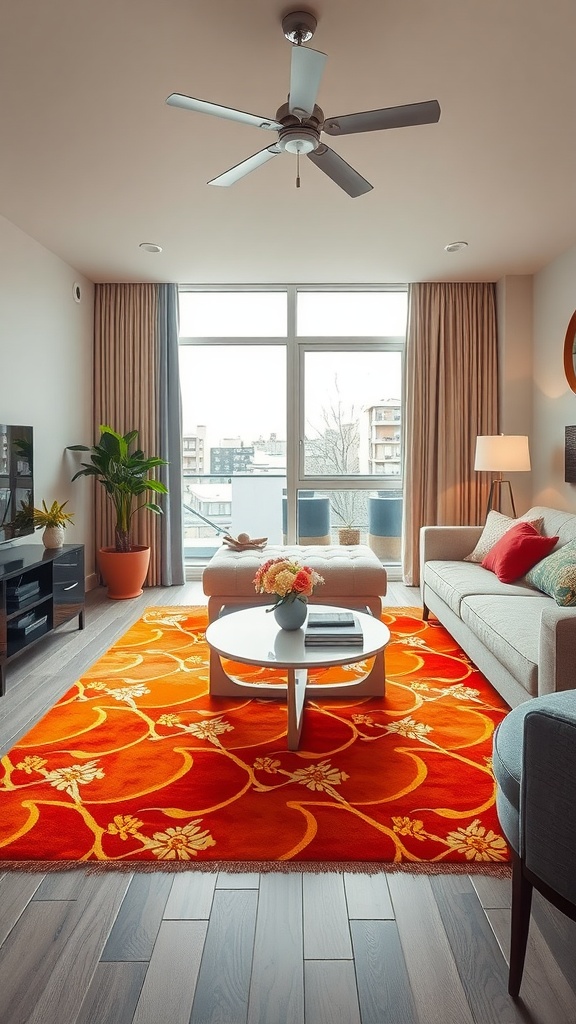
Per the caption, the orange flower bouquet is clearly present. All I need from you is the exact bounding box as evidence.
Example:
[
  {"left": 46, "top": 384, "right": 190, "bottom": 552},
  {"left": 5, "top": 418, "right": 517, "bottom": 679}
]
[{"left": 253, "top": 557, "right": 324, "bottom": 611}]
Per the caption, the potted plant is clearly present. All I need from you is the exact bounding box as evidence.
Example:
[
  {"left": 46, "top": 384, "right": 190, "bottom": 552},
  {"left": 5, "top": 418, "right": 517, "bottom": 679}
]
[
  {"left": 330, "top": 492, "right": 366, "bottom": 546},
  {"left": 32, "top": 499, "right": 74, "bottom": 549},
  {"left": 68, "top": 425, "right": 168, "bottom": 599}
]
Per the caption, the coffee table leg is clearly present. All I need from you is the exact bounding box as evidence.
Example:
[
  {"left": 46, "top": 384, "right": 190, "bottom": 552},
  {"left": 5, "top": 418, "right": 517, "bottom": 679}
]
[{"left": 287, "top": 668, "right": 307, "bottom": 750}]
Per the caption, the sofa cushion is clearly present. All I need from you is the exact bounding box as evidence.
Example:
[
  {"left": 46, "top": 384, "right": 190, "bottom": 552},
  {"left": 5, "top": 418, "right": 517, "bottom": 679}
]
[
  {"left": 460, "top": 595, "right": 549, "bottom": 695},
  {"left": 423, "top": 559, "right": 541, "bottom": 617},
  {"left": 524, "top": 538, "right": 576, "bottom": 606},
  {"left": 481, "top": 522, "right": 559, "bottom": 583},
  {"left": 463, "top": 510, "right": 544, "bottom": 563}
]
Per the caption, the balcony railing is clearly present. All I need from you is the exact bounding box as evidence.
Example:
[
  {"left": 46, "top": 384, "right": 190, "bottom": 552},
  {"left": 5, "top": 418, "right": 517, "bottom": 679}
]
[{"left": 182, "top": 474, "right": 403, "bottom": 567}]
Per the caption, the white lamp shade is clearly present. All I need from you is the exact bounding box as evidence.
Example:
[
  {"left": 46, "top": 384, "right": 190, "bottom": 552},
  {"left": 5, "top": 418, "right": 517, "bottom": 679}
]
[{"left": 474, "top": 435, "right": 531, "bottom": 472}]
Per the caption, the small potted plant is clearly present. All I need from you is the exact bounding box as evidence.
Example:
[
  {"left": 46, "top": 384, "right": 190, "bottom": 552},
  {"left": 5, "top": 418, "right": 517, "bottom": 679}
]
[
  {"left": 32, "top": 499, "right": 74, "bottom": 549},
  {"left": 331, "top": 493, "right": 365, "bottom": 546},
  {"left": 68, "top": 425, "right": 168, "bottom": 599}
]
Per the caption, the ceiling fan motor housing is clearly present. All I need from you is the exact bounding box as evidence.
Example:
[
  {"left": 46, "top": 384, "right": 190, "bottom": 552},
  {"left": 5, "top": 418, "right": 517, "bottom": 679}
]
[
  {"left": 278, "top": 124, "right": 319, "bottom": 153},
  {"left": 275, "top": 101, "right": 322, "bottom": 153}
]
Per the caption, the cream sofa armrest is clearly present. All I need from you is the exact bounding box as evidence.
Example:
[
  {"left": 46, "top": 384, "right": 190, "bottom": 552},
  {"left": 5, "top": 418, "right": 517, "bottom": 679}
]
[
  {"left": 420, "top": 525, "right": 483, "bottom": 597},
  {"left": 538, "top": 606, "right": 576, "bottom": 695},
  {"left": 420, "top": 524, "right": 483, "bottom": 568}
]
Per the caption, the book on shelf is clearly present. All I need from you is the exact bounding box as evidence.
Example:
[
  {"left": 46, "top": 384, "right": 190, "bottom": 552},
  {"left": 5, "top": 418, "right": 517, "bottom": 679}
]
[
  {"left": 7, "top": 580, "right": 40, "bottom": 599},
  {"left": 8, "top": 614, "right": 48, "bottom": 637},
  {"left": 7, "top": 589, "right": 41, "bottom": 610}
]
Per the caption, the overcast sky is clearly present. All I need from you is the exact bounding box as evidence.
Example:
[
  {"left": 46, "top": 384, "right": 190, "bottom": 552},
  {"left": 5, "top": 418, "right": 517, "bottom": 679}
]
[{"left": 179, "top": 347, "right": 401, "bottom": 445}]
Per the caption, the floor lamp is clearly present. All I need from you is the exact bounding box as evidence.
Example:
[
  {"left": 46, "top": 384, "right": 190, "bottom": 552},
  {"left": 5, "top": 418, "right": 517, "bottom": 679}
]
[{"left": 474, "top": 435, "right": 531, "bottom": 518}]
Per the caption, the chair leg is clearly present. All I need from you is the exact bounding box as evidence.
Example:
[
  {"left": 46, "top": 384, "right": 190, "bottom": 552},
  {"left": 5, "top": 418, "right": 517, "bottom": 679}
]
[
  {"left": 422, "top": 603, "right": 429, "bottom": 621},
  {"left": 509, "top": 852, "right": 533, "bottom": 997}
]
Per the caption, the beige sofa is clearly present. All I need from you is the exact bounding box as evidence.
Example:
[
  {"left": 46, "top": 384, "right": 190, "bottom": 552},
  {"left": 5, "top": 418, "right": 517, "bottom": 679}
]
[{"left": 420, "top": 506, "right": 576, "bottom": 708}]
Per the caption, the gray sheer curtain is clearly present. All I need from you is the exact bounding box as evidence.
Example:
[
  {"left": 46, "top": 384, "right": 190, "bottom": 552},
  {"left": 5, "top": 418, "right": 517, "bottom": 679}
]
[
  {"left": 402, "top": 282, "right": 498, "bottom": 585},
  {"left": 157, "top": 284, "right": 184, "bottom": 586}
]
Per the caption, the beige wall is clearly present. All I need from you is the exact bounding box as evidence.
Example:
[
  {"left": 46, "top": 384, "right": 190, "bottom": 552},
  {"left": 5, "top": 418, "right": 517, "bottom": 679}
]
[
  {"left": 496, "top": 275, "right": 534, "bottom": 515},
  {"left": 0, "top": 214, "right": 95, "bottom": 576},
  {"left": 532, "top": 242, "right": 576, "bottom": 511}
]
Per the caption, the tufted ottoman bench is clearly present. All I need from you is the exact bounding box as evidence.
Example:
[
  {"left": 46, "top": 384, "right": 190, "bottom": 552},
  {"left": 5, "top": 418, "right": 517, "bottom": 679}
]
[{"left": 203, "top": 544, "right": 387, "bottom": 623}]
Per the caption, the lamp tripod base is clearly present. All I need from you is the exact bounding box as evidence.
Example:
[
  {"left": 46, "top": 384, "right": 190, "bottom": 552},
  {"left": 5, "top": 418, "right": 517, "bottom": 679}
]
[{"left": 486, "top": 478, "right": 516, "bottom": 519}]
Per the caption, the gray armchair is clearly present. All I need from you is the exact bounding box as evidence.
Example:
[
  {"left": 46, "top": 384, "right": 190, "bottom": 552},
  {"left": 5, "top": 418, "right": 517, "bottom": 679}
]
[{"left": 492, "top": 691, "right": 576, "bottom": 996}]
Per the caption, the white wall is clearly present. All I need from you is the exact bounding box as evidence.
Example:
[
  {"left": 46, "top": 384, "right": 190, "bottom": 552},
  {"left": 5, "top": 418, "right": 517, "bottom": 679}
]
[
  {"left": 0, "top": 214, "right": 95, "bottom": 575},
  {"left": 532, "top": 242, "right": 576, "bottom": 511}
]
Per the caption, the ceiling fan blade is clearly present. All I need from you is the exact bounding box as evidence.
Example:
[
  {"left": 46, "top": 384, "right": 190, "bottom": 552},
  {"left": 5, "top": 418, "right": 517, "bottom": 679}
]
[
  {"left": 307, "top": 144, "right": 372, "bottom": 198},
  {"left": 323, "top": 99, "right": 441, "bottom": 136},
  {"left": 288, "top": 46, "right": 327, "bottom": 118},
  {"left": 208, "top": 145, "right": 281, "bottom": 187},
  {"left": 166, "top": 93, "right": 282, "bottom": 131}
]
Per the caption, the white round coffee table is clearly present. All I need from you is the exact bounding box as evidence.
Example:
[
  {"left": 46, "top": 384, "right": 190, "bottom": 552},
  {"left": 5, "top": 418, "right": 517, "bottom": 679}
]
[{"left": 205, "top": 604, "right": 390, "bottom": 750}]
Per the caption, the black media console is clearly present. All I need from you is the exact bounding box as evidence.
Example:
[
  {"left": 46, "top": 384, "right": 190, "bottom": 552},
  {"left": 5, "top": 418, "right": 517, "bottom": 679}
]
[{"left": 0, "top": 543, "right": 85, "bottom": 695}]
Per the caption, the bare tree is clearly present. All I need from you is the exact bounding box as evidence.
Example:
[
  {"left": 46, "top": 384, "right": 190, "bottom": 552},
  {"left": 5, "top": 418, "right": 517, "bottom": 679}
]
[{"left": 305, "top": 376, "right": 366, "bottom": 528}]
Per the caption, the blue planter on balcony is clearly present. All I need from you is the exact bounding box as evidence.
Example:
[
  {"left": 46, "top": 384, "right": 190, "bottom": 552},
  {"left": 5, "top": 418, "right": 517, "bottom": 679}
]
[
  {"left": 368, "top": 495, "right": 402, "bottom": 561},
  {"left": 282, "top": 495, "right": 331, "bottom": 545}
]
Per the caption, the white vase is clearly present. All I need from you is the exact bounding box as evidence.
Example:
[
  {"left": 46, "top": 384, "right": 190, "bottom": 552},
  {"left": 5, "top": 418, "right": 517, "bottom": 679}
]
[{"left": 43, "top": 525, "right": 65, "bottom": 549}]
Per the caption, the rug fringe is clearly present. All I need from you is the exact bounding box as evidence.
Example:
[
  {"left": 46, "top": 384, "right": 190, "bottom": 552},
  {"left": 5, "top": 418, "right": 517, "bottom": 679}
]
[{"left": 0, "top": 859, "right": 511, "bottom": 877}]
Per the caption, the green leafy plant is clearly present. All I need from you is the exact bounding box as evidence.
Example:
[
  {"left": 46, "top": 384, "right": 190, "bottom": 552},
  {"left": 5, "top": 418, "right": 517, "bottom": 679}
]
[
  {"left": 33, "top": 499, "right": 74, "bottom": 529},
  {"left": 68, "top": 425, "right": 168, "bottom": 553}
]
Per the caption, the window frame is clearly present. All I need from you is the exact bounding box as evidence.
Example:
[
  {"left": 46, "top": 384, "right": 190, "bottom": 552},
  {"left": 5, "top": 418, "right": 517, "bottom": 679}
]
[{"left": 178, "top": 284, "right": 407, "bottom": 545}]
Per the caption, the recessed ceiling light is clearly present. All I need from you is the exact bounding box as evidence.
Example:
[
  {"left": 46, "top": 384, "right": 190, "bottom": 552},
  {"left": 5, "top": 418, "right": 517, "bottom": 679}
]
[
  {"left": 444, "top": 241, "right": 468, "bottom": 253},
  {"left": 139, "top": 242, "right": 163, "bottom": 253}
]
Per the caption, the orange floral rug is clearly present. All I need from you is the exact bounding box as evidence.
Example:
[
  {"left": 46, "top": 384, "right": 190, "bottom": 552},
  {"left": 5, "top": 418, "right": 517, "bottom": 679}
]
[{"left": 0, "top": 607, "right": 512, "bottom": 872}]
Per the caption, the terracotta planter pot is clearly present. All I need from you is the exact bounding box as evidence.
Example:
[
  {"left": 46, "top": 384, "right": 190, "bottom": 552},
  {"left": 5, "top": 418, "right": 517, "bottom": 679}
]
[
  {"left": 98, "top": 545, "right": 151, "bottom": 600},
  {"left": 338, "top": 528, "right": 361, "bottom": 546}
]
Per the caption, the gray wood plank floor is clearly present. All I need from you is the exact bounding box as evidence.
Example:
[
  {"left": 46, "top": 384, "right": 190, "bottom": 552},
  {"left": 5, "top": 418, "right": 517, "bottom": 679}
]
[{"left": 0, "top": 580, "right": 575, "bottom": 1024}]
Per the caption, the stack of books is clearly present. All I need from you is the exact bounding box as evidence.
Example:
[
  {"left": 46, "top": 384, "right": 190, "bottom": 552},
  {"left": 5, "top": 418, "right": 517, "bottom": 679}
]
[
  {"left": 304, "top": 610, "right": 363, "bottom": 647},
  {"left": 7, "top": 579, "right": 40, "bottom": 610},
  {"left": 9, "top": 613, "right": 48, "bottom": 638}
]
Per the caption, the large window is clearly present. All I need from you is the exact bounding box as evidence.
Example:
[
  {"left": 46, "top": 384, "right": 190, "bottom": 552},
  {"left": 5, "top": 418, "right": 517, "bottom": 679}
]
[{"left": 178, "top": 287, "right": 406, "bottom": 568}]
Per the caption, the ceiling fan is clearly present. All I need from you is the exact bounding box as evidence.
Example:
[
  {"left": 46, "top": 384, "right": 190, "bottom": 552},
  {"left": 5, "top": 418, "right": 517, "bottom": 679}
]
[{"left": 166, "top": 10, "right": 441, "bottom": 198}]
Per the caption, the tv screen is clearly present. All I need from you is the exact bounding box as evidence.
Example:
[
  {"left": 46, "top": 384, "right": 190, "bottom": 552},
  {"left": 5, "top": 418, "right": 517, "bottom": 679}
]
[{"left": 0, "top": 424, "right": 34, "bottom": 544}]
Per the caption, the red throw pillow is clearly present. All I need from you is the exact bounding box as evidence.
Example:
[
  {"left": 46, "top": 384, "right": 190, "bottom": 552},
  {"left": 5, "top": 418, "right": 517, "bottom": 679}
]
[{"left": 482, "top": 522, "right": 559, "bottom": 583}]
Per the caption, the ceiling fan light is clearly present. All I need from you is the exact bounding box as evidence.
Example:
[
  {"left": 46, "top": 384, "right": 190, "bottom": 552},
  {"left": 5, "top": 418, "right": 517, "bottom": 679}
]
[{"left": 284, "top": 137, "right": 316, "bottom": 154}]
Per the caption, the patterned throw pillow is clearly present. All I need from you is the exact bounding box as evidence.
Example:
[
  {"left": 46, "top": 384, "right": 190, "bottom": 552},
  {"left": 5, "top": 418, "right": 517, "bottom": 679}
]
[
  {"left": 525, "top": 539, "right": 576, "bottom": 606},
  {"left": 464, "top": 510, "right": 544, "bottom": 563}
]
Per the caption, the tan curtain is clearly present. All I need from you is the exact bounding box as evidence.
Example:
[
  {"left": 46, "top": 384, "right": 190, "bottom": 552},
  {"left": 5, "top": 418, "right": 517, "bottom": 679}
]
[
  {"left": 402, "top": 282, "right": 498, "bottom": 585},
  {"left": 94, "top": 283, "right": 162, "bottom": 585}
]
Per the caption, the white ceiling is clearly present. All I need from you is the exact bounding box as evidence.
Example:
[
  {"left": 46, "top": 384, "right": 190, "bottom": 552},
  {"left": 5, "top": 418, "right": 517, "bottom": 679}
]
[{"left": 1, "top": 0, "right": 575, "bottom": 285}]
